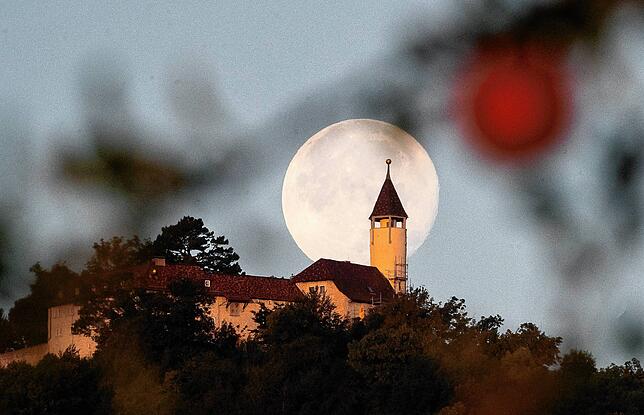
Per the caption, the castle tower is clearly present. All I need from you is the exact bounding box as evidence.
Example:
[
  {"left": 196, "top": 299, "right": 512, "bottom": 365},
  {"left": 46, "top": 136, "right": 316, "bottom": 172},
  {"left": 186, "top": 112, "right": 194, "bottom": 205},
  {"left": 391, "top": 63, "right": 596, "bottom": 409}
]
[{"left": 369, "top": 159, "right": 408, "bottom": 294}]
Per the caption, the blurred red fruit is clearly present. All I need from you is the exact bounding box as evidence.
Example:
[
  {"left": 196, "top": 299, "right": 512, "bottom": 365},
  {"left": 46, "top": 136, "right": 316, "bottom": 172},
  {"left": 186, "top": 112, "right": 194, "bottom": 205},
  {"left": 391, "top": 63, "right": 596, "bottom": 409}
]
[{"left": 454, "top": 43, "right": 572, "bottom": 161}]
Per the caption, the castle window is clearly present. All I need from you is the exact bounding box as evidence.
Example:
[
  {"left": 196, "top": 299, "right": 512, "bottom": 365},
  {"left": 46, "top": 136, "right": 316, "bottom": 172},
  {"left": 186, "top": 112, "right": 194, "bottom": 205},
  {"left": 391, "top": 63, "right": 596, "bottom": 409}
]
[
  {"left": 309, "top": 286, "right": 318, "bottom": 294},
  {"left": 319, "top": 285, "right": 326, "bottom": 295},
  {"left": 229, "top": 302, "right": 241, "bottom": 316},
  {"left": 56, "top": 328, "right": 63, "bottom": 337}
]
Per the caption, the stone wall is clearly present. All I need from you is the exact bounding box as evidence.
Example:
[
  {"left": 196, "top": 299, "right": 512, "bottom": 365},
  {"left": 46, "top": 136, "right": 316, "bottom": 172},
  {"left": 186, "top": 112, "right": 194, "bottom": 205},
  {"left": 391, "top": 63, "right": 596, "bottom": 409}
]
[
  {"left": 294, "top": 280, "right": 374, "bottom": 319},
  {"left": 210, "top": 296, "right": 289, "bottom": 337},
  {"left": 0, "top": 343, "right": 49, "bottom": 367},
  {"left": 48, "top": 304, "right": 96, "bottom": 357},
  {"left": 0, "top": 304, "right": 96, "bottom": 367}
]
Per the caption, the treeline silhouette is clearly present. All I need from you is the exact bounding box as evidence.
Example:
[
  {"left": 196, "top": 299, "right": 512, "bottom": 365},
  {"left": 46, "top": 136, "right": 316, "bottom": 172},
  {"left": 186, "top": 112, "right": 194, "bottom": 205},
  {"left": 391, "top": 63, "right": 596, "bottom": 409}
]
[{"left": 0, "top": 218, "right": 643, "bottom": 414}]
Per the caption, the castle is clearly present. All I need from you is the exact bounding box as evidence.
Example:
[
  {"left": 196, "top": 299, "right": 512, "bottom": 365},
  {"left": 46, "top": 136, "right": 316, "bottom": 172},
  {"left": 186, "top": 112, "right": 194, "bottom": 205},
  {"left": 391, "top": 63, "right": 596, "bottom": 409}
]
[{"left": 0, "top": 160, "right": 409, "bottom": 366}]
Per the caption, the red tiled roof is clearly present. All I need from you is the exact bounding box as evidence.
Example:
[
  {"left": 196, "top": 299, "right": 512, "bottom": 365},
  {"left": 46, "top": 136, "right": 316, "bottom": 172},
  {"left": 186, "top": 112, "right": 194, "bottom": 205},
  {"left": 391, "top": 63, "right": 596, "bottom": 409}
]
[
  {"left": 209, "top": 274, "right": 303, "bottom": 302},
  {"left": 292, "top": 258, "right": 395, "bottom": 303},
  {"left": 134, "top": 263, "right": 302, "bottom": 302},
  {"left": 369, "top": 165, "right": 408, "bottom": 219}
]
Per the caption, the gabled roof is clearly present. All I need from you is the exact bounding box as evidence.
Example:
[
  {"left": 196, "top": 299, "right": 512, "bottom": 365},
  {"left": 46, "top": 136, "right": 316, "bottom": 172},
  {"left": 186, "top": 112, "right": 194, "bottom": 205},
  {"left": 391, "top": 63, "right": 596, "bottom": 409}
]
[
  {"left": 135, "top": 263, "right": 302, "bottom": 302},
  {"left": 209, "top": 274, "right": 303, "bottom": 302},
  {"left": 369, "top": 162, "right": 408, "bottom": 219},
  {"left": 292, "top": 258, "right": 395, "bottom": 303}
]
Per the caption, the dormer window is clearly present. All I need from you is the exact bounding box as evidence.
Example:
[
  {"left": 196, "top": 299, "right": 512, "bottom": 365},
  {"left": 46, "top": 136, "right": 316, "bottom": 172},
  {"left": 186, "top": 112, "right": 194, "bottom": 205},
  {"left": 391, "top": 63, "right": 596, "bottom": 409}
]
[
  {"left": 309, "top": 285, "right": 326, "bottom": 295},
  {"left": 229, "top": 302, "right": 241, "bottom": 316},
  {"left": 204, "top": 279, "right": 211, "bottom": 288}
]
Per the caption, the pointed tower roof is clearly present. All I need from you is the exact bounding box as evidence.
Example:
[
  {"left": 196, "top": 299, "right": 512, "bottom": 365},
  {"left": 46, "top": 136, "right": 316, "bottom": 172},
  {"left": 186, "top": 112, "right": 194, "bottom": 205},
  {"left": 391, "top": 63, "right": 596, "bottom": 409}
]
[{"left": 369, "top": 159, "right": 408, "bottom": 219}]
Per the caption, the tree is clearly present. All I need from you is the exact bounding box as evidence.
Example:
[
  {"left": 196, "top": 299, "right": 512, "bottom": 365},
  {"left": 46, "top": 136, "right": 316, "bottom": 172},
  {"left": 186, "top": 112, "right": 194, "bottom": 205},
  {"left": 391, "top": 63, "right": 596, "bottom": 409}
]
[
  {"left": 598, "top": 358, "right": 644, "bottom": 414},
  {"left": 8, "top": 234, "right": 152, "bottom": 350},
  {"left": 253, "top": 293, "right": 347, "bottom": 346},
  {"left": 9, "top": 263, "right": 79, "bottom": 347},
  {"left": 76, "top": 278, "right": 219, "bottom": 372},
  {"left": 244, "top": 294, "right": 361, "bottom": 415},
  {"left": 92, "top": 331, "right": 176, "bottom": 415},
  {"left": 0, "top": 309, "right": 19, "bottom": 352},
  {"left": 492, "top": 323, "right": 562, "bottom": 367},
  {"left": 0, "top": 349, "right": 111, "bottom": 415},
  {"left": 550, "top": 350, "right": 599, "bottom": 415},
  {"left": 84, "top": 235, "right": 153, "bottom": 274},
  {"left": 171, "top": 347, "right": 245, "bottom": 415},
  {"left": 349, "top": 325, "right": 452, "bottom": 415},
  {"left": 349, "top": 290, "right": 456, "bottom": 415},
  {"left": 152, "top": 216, "right": 242, "bottom": 274},
  {"left": 82, "top": 280, "right": 240, "bottom": 415},
  {"left": 359, "top": 289, "right": 563, "bottom": 415},
  {"left": 551, "top": 353, "right": 644, "bottom": 415},
  {"left": 5, "top": 218, "right": 240, "bottom": 352}
]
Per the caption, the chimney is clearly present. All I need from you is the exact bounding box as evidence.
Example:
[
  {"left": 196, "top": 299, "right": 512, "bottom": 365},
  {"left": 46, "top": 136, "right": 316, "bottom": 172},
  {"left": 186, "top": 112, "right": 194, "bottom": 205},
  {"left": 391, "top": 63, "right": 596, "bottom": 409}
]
[{"left": 152, "top": 257, "right": 166, "bottom": 267}]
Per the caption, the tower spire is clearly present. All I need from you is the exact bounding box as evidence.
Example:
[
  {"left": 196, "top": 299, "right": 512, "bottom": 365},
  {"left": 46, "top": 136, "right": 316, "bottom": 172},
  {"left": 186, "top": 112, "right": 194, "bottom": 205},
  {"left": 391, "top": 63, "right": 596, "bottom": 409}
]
[
  {"left": 369, "top": 159, "right": 408, "bottom": 220},
  {"left": 369, "top": 158, "right": 408, "bottom": 294}
]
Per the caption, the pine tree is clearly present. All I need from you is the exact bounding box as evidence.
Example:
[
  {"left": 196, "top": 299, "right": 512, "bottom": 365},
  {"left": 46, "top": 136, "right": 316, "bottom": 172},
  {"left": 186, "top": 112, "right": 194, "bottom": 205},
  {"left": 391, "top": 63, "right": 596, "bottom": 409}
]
[{"left": 152, "top": 216, "right": 242, "bottom": 274}]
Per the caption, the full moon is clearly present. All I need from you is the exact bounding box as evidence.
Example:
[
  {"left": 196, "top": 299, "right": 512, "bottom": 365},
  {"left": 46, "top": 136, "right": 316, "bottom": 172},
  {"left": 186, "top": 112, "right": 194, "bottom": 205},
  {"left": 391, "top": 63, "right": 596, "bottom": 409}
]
[{"left": 282, "top": 119, "right": 439, "bottom": 264}]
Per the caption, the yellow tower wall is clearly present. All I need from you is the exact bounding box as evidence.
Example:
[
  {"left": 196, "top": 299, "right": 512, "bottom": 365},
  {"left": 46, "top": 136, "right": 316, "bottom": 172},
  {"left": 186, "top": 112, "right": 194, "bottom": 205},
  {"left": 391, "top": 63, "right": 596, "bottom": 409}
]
[{"left": 370, "top": 217, "right": 407, "bottom": 293}]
